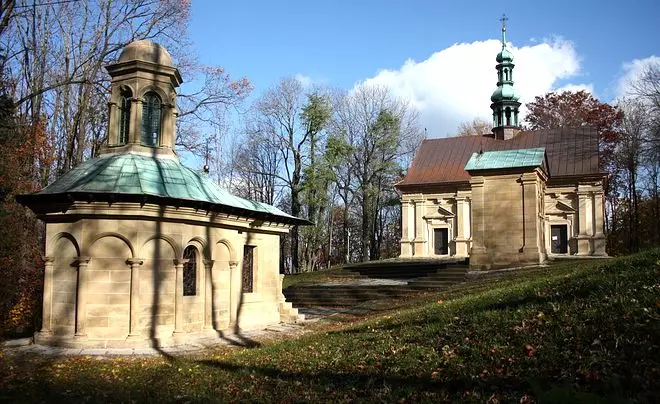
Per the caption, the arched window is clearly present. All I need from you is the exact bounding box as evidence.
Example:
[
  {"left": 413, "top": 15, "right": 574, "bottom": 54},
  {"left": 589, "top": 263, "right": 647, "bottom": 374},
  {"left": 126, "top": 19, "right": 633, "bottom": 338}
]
[
  {"left": 118, "top": 89, "right": 132, "bottom": 145},
  {"left": 505, "top": 107, "right": 511, "bottom": 126},
  {"left": 183, "top": 246, "right": 197, "bottom": 296},
  {"left": 141, "top": 92, "right": 161, "bottom": 146}
]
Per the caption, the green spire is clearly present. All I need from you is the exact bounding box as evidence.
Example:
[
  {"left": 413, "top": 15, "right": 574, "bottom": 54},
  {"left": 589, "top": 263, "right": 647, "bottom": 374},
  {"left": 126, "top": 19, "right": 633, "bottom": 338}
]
[
  {"left": 490, "top": 14, "right": 521, "bottom": 135},
  {"left": 500, "top": 14, "right": 508, "bottom": 48}
]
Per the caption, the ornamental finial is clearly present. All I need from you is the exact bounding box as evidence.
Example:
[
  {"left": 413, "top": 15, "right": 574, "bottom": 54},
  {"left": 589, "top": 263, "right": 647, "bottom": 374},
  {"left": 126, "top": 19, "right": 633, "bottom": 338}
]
[{"left": 500, "top": 14, "right": 508, "bottom": 48}]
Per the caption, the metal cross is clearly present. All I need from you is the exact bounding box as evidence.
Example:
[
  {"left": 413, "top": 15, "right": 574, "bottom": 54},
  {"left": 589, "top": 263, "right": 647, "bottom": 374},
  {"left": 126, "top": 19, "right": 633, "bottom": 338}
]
[{"left": 500, "top": 14, "right": 508, "bottom": 31}]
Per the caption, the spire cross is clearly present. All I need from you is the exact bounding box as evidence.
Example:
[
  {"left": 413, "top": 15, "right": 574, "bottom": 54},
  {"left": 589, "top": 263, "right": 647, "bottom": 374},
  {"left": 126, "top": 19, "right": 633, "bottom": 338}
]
[{"left": 500, "top": 14, "right": 508, "bottom": 47}]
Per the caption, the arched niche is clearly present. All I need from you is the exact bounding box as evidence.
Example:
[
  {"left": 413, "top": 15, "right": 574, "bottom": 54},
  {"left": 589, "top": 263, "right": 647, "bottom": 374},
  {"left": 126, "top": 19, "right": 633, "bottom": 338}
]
[
  {"left": 86, "top": 234, "right": 134, "bottom": 338},
  {"left": 140, "top": 236, "right": 179, "bottom": 333},
  {"left": 50, "top": 234, "right": 80, "bottom": 334}
]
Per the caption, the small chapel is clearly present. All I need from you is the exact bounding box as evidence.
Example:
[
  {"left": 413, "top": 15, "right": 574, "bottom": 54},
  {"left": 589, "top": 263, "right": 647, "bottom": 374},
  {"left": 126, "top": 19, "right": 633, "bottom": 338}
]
[
  {"left": 396, "top": 21, "right": 607, "bottom": 270},
  {"left": 18, "top": 40, "right": 304, "bottom": 349}
]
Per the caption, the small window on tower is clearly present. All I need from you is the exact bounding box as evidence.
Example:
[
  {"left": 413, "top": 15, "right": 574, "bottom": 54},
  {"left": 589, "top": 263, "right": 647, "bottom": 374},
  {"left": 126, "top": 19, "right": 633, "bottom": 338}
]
[
  {"left": 118, "top": 89, "right": 132, "bottom": 145},
  {"left": 141, "top": 92, "right": 161, "bottom": 146}
]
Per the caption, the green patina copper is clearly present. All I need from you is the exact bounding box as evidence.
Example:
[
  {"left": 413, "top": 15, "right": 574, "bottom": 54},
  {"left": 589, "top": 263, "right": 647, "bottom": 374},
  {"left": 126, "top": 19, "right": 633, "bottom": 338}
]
[
  {"left": 30, "top": 152, "right": 301, "bottom": 222},
  {"left": 464, "top": 147, "right": 546, "bottom": 171}
]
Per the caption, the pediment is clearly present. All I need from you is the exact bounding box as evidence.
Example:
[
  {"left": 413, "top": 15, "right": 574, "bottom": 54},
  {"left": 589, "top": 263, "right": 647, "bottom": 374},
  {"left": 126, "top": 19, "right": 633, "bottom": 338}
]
[
  {"left": 424, "top": 205, "right": 455, "bottom": 219},
  {"left": 545, "top": 200, "right": 575, "bottom": 214}
]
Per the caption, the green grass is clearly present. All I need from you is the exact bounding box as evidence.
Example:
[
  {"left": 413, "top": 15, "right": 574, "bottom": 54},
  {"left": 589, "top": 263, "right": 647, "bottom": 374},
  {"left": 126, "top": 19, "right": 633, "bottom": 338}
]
[{"left": 2, "top": 251, "right": 659, "bottom": 403}]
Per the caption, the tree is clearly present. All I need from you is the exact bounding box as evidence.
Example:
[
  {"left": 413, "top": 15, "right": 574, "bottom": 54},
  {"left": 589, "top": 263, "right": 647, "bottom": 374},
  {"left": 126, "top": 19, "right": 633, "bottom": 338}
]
[
  {"left": 525, "top": 90, "right": 623, "bottom": 170},
  {"left": 329, "top": 84, "right": 422, "bottom": 262},
  {"left": 613, "top": 99, "right": 648, "bottom": 252},
  {"left": 2, "top": 0, "right": 249, "bottom": 183},
  {"left": 247, "top": 77, "right": 332, "bottom": 272},
  {"left": 456, "top": 117, "right": 493, "bottom": 137}
]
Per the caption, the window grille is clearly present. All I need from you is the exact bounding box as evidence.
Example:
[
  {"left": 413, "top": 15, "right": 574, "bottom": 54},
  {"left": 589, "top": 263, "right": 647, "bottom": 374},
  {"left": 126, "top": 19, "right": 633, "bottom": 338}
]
[
  {"left": 118, "top": 90, "right": 131, "bottom": 144},
  {"left": 242, "top": 246, "right": 254, "bottom": 293},
  {"left": 183, "top": 246, "right": 197, "bottom": 296},
  {"left": 141, "top": 92, "right": 161, "bottom": 146}
]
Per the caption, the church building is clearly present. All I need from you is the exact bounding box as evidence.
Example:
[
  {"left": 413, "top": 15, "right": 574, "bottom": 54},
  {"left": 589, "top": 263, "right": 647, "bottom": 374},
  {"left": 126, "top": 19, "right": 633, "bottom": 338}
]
[
  {"left": 396, "top": 22, "right": 607, "bottom": 270},
  {"left": 18, "top": 40, "right": 304, "bottom": 348}
]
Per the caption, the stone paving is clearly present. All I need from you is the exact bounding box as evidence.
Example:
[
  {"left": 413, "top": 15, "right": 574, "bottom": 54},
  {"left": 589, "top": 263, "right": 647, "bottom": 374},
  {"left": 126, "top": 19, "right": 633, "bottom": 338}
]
[{"left": 1, "top": 322, "right": 312, "bottom": 358}]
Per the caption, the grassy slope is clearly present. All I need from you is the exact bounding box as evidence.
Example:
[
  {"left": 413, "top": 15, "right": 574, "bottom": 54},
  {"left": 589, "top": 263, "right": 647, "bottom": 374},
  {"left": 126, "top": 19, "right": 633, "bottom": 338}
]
[{"left": 1, "top": 251, "right": 659, "bottom": 403}]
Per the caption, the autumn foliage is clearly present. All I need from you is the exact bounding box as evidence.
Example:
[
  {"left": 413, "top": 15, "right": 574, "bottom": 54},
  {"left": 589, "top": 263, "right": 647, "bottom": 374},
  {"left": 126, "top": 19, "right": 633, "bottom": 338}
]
[
  {"left": 0, "top": 96, "right": 47, "bottom": 336},
  {"left": 525, "top": 90, "right": 623, "bottom": 170}
]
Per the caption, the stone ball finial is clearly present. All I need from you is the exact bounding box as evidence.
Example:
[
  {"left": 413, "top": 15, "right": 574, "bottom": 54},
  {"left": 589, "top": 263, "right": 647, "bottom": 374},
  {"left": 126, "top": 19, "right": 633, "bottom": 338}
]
[{"left": 118, "top": 39, "right": 173, "bottom": 67}]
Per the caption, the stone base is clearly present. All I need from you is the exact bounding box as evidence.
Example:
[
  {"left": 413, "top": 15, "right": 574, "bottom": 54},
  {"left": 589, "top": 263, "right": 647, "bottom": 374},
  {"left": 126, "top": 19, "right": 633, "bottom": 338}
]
[{"left": 470, "top": 245, "right": 543, "bottom": 271}]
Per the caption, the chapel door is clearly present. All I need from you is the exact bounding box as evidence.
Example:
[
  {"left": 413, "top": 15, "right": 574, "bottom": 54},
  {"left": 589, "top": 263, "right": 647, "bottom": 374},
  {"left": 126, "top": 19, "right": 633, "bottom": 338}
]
[
  {"left": 434, "top": 228, "right": 449, "bottom": 255},
  {"left": 550, "top": 225, "right": 568, "bottom": 254}
]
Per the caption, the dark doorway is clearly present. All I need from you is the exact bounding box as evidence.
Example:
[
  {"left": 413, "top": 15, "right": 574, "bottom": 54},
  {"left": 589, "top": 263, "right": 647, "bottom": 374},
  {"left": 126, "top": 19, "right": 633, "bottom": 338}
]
[
  {"left": 550, "top": 225, "right": 568, "bottom": 254},
  {"left": 434, "top": 228, "right": 449, "bottom": 255}
]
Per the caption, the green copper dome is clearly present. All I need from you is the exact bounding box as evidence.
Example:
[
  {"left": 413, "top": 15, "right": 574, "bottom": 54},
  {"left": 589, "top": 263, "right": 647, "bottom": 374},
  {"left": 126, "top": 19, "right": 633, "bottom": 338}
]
[
  {"left": 18, "top": 152, "right": 307, "bottom": 225},
  {"left": 491, "top": 84, "right": 520, "bottom": 102},
  {"left": 496, "top": 47, "right": 514, "bottom": 63}
]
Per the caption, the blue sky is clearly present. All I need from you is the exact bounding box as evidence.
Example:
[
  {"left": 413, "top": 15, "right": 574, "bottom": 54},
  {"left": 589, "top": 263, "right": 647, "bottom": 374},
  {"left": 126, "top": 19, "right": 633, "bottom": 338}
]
[{"left": 188, "top": 0, "right": 659, "bottom": 137}]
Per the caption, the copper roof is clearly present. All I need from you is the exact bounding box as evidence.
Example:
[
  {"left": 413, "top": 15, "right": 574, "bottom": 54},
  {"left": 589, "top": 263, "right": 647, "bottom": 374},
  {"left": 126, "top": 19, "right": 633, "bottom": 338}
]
[{"left": 397, "top": 127, "right": 601, "bottom": 188}]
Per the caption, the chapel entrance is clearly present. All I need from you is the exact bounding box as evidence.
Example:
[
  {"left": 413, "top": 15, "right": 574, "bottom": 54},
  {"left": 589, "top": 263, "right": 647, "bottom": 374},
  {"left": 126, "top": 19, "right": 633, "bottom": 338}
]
[
  {"left": 550, "top": 224, "right": 568, "bottom": 254},
  {"left": 434, "top": 228, "right": 449, "bottom": 255}
]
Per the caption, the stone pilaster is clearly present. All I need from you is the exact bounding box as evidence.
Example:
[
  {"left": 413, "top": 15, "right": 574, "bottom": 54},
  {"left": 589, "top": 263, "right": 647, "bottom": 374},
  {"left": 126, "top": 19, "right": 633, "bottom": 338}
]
[
  {"left": 107, "top": 101, "right": 118, "bottom": 145},
  {"left": 469, "top": 176, "right": 486, "bottom": 254},
  {"left": 40, "top": 256, "right": 55, "bottom": 334},
  {"left": 593, "top": 191, "right": 607, "bottom": 255},
  {"left": 127, "top": 258, "right": 144, "bottom": 338},
  {"left": 413, "top": 199, "right": 427, "bottom": 256},
  {"left": 131, "top": 98, "right": 143, "bottom": 145},
  {"left": 400, "top": 201, "right": 413, "bottom": 257},
  {"left": 519, "top": 172, "right": 542, "bottom": 262},
  {"left": 74, "top": 257, "right": 91, "bottom": 338},
  {"left": 576, "top": 190, "right": 592, "bottom": 255},
  {"left": 203, "top": 259, "right": 214, "bottom": 330},
  {"left": 173, "top": 259, "right": 184, "bottom": 334},
  {"left": 229, "top": 260, "right": 239, "bottom": 327},
  {"left": 454, "top": 196, "right": 471, "bottom": 256}
]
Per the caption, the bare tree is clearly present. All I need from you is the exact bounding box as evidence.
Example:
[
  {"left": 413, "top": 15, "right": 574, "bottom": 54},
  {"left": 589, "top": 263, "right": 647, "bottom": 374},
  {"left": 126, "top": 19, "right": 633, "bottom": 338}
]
[
  {"left": 456, "top": 117, "right": 493, "bottom": 137},
  {"left": 329, "top": 84, "right": 422, "bottom": 262}
]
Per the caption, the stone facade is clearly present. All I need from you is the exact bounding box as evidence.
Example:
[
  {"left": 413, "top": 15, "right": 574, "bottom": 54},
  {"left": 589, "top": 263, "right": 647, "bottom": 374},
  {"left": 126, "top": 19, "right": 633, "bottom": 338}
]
[
  {"left": 398, "top": 174, "right": 606, "bottom": 270},
  {"left": 37, "top": 203, "right": 297, "bottom": 348},
  {"left": 19, "top": 40, "right": 303, "bottom": 349}
]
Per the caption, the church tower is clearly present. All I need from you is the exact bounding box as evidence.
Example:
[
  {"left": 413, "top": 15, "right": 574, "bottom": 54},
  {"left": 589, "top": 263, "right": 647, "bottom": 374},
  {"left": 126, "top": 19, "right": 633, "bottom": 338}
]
[{"left": 490, "top": 15, "right": 521, "bottom": 140}]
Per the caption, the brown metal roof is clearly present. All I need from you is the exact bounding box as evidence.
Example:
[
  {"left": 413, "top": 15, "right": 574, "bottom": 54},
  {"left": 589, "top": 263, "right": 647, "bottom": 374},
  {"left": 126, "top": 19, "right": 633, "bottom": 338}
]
[{"left": 397, "top": 127, "right": 601, "bottom": 188}]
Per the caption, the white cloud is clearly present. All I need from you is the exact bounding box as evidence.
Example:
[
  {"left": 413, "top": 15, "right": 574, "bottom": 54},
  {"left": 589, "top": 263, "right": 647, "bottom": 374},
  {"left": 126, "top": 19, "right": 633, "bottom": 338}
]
[
  {"left": 294, "top": 73, "right": 313, "bottom": 88},
  {"left": 553, "top": 83, "right": 595, "bottom": 95},
  {"left": 358, "top": 38, "right": 583, "bottom": 137},
  {"left": 616, "top": 55, "right": 660, "bottom": 98}
]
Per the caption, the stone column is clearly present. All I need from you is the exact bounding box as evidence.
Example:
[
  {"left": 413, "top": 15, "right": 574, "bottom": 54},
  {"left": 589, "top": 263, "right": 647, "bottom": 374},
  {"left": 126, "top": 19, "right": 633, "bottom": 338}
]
[
  {"left": 41, "top": 256, "right": 55, "bottom": 334},
  {"left": 173, "top": 259, "right": 184, "bottom": 334},
  {"left": 520, "top": 173, "right": 542, "bottom": 262},
  {"left": 203, "top": 260, "right": 214, "bottom": 330},
  {"left": 130, "top": 98, "right": 142, "bottom": 144},
  {"left": 107, "top": 101, "right": 118, "bottom": 145},
  {"left": 229, "top": 260, "right": 239, "bottom": 327},
  {"left": 127, "top": 258, "right": 144, "bottom": 338},
  {"left": 576, "top": 190, "right": 592, "bottom": 255},
  {"left": 400, "top": 201, "right": 412, "bottom": 257},
  {"left": 413, "top": 199, "right": 426, "bottom": 256},
  {"left": 593, "top": 191, "right": 607, "bottom": 255},
  {"left": 74, "top": 257, "right": 91, "bottom": 338},
  {"left": 455, "top": 196, "right": 469, "bottom": 256}
]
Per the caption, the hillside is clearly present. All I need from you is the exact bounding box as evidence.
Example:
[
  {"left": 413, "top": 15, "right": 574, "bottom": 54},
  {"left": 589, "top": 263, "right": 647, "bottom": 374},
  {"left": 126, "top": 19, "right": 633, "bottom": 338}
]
[{"left": 2, "top": 251, "right": 659, "bottom": 402}]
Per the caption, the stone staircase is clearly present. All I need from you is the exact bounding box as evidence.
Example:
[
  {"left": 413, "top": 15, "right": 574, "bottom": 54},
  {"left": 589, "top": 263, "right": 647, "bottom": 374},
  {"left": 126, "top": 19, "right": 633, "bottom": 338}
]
[{"left": 283, "top": 259, "right": 469, "bottom": 307}]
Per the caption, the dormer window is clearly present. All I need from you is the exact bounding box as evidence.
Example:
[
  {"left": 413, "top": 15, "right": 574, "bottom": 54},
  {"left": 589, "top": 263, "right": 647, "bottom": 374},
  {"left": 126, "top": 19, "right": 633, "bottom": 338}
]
[
  {"left": 141, "top": 92, "right": 161, "bottom": 146},
  {"left": 118, "top": 89, "right": 131, "bottom": 145}
]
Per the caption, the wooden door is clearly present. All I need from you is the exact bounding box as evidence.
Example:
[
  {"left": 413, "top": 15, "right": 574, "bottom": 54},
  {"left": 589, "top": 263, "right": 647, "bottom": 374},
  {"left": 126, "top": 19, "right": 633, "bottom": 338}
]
[
  {"left": 550, "top": 225, "right": 568, "bottom": 254},
  {"left": 434, "top": 228, "right": 449, "bottom": 255}
]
